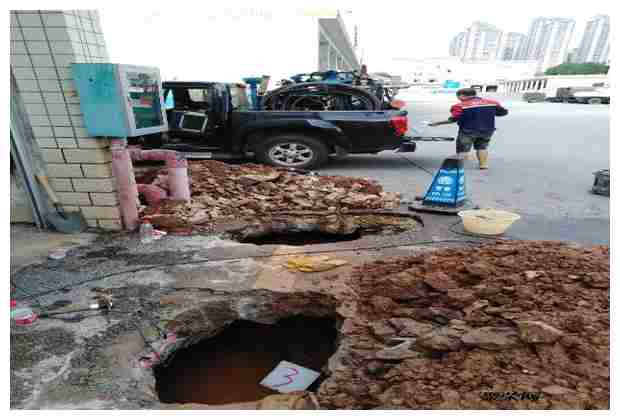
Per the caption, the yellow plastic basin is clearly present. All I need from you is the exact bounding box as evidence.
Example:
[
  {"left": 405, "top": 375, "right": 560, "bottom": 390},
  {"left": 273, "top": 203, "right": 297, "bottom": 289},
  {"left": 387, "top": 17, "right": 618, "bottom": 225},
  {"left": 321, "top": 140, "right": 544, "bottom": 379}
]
[{"left": 457, "top": 209, "right": 521, "bottom": 235}]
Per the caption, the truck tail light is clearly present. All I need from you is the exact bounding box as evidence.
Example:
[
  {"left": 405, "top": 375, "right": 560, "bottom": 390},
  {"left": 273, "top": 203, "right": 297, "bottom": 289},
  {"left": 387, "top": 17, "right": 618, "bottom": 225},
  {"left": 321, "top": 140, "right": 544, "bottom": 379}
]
[{"left": 390, "top": 115, "right": 408, "bottom": 136}]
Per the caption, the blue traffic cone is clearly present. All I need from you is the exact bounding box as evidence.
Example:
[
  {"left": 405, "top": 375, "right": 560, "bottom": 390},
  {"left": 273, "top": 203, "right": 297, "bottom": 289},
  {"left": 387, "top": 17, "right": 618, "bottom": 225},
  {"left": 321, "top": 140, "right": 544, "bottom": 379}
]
[{"left": 409, "top": 156, "right": 473, "bottom": 214}]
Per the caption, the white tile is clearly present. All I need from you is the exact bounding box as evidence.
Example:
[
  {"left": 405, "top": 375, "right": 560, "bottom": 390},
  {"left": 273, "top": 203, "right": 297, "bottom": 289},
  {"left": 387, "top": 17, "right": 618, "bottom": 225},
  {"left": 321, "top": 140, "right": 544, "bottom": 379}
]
[
  {"left": 93, "top": 18, "right": 102, "bottom": 33},
  {"left": 54, "top": 126, "right": 75, "bottom": 137},
  {"left": 43, "top": 92, "right": 65, "bottom": 103},
  {"left": 74, "top": 126, "right": 90, "bottom": 138},
  {"left": 63, "top": 14, "right": 78, "bottom": 28},
  {"left": 19, "top": 92, "right": 44, "bottom": 103},
  {"left": 46, "top": 103, "right": 69, "bottom": 115},
  {"left": 84, "top": 44, "right": 95, "bottom": 58},
  {"left": 44, "top": 27, "right": 71, "bottom": 41},
  {"left": 17, "top": 13, "right": 43, "bottom": 27},
  {"left": 24, "top": 103, "right": 47, "bottom": 115},
  {"left": 49, "top": 41, "right": 75, "bottom": 54},
  {"left": 22, "top": 27, "right": 47, "bottom": 40},
  {"left": 11, "top": 27, "right": 24, "bottom": 41},
  {"left": 34, "top": 67, "right": 59, "bottom": 79},
  {"left": 71, "top": 43, "right": 86, "bottom": 56},
  {"left": 70, "top": 115, "right": 85, "bottom": 127},
  {"left": 11, "top": 13, "right": 19, "bottom": 27},
  {"left": 25, "top": 40, "right": 50, "bottom": 54},
  {"left": 56, "top": 138, "right": 77, "bottom": 148},
  {"left": 85, "top": 32, "right": 97, "bottom": 45},
  {"left": 67, "top": 29, "right": 82, "bottom": 43},
  {"left": 36, "top": 138, "right": 58, "bottom": 148},
  {"left": 97, "top": 34, "right": 106, "bottom": 45},
  {"left": 28, "top": 114, "right": 51, "bottom": 126},
  {"left": 16, "top": 79, "right": 39, "bottom": 92},
  {"left": 42, "top": 13, "right": 68, "bottom": 27},
  {"left": 10, "top": 54, "right": 32, "bottom": 67},
  {"left": 38, "top": 79, "right": 62, "bottom": 92},
  {"left": 67, "top": 104, "right": 82, "bottom": 115},
  {"left": 32, "top": 126, "right": 54, "bottom": 137},
  {"left": 30, "top": 54, "right": 54, "bottom": 67},
  {"left": 53, "top": 54, "right": 76, "bottom": 67},
  {"left": 12, "top": 66, "right": 36, "bottom": 80},
  {"left": 56, "top": 67, "right": 73, "bottom": 79},
  {"left": 11, "top": 41, "right": 27, "bottom": 54},
  {"left": 50, "top": 115, "right": 72, "bottom": 126}
]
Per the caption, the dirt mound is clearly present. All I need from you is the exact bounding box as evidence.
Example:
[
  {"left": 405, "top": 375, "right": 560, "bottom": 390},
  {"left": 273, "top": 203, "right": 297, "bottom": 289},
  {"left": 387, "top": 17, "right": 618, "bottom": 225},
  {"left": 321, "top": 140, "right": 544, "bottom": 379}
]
[
  {"left": 318, "top": 241, "right": 609, "bottom": 409},
  {"left": 141, "top": 161, "right": 400, "bottom": 233}
]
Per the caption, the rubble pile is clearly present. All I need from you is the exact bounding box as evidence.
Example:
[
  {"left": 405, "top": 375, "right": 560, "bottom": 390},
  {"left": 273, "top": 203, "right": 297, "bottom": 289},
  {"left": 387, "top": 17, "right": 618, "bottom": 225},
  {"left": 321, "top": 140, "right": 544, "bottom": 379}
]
[
  {"left": 317, "top": 241, "right": 609, "bottom": 409},
  {"left": 140, "top": 161, "right": 401, "bottom": 233}
]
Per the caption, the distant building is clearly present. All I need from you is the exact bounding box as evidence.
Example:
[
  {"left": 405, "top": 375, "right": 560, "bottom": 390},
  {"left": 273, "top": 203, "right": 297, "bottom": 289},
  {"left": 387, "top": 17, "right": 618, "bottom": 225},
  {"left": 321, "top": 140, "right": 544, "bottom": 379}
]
[
  {"left": 460, "top": 22, "right": 504, "bottom": 61},
  {"left": 391, "top": 56, "right": 539, "bottom": 92},
  {"left": 449, "top": 32, "right": 467, "bottom": 57},
  {"left": 520, "top": 17, "right": 575, "bottom": 72},
  {"left": 449, "top": 22, "right": 504, "bottom": 61},
  {"left": 501, "top": 74, "right": 609, "bottom": 97},
  {"left": 575, "top": 14, "right": 610, "bottom": 64},
  {"left": 499, "top": 32, "right": 527, "bottom": 61}
]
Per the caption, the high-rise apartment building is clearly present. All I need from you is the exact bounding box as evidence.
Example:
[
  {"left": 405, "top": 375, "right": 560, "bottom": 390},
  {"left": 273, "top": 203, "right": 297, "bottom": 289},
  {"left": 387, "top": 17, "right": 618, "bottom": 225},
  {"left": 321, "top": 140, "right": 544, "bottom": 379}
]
[
  {"left": 575, "top": 14, "right": 610, "bottom": 64},
  {"left": 461, "top": 22, "right": 504, "bottom": 61},
  {"left": 499, "top": 32, "right": 527, "bottom": 60},
  {"left": 520, "top": 17, "right": 575, "bottom": 72},
  {"left": 449, "top": 32, "right": 467, "bottom": 57}
]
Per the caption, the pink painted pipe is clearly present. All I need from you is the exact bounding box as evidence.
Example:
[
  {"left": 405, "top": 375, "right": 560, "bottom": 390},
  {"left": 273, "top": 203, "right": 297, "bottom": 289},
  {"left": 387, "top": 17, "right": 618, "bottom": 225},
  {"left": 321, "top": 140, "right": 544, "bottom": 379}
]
[
  {"left": 111, "top": 139, "right": 139, "bottom": 231},
  {"left": 137, "top": 184, "right": 168, "bottom": 206},
  {"left": 128, "top": 147, "right": 191, "bottom": 200}
]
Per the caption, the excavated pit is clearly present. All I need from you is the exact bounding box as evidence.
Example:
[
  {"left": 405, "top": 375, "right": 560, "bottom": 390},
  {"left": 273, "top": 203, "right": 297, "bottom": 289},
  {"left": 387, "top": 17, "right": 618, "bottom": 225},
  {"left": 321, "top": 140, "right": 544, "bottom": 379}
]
[
  {"left": 154, "top": 316, "right": 338, "bottom": 405},
  {"left": 237, "top": 229, "right": 362, "bottom": 246}
]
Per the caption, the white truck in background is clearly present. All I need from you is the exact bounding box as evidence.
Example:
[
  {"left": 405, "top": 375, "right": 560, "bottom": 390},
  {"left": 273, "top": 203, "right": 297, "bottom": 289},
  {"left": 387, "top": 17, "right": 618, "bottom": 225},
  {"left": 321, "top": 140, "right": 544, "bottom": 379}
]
[{"left": 545, "top": 85, "right": 610, "bottom": 104}]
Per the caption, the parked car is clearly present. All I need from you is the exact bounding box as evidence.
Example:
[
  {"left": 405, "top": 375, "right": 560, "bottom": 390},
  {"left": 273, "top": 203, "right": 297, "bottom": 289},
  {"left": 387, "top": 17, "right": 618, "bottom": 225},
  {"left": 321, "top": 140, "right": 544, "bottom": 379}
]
[{"left": 132, "top": 81, "right": 451, "bottom": 170}]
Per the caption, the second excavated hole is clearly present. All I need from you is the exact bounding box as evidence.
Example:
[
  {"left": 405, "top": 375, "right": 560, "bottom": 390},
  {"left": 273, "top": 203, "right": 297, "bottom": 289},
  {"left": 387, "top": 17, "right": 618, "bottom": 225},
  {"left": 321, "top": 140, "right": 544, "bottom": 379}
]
[{"left": 155, "top": 315, "right": 338, "bottom": 406}]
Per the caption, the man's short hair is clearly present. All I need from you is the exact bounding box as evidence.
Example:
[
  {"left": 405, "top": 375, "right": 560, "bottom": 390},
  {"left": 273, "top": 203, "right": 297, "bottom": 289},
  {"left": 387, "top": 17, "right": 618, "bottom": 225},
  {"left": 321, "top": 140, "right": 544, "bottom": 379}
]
[{"left": 456, "top": 88, "right": 477, "bottom": 97}]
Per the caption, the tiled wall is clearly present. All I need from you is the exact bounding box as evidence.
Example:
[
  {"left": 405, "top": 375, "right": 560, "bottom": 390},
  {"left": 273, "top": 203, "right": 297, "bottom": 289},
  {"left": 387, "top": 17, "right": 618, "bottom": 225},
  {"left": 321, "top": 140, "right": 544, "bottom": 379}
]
[{"left": 10, "top": 10, "right": 123, "bottom": 231}]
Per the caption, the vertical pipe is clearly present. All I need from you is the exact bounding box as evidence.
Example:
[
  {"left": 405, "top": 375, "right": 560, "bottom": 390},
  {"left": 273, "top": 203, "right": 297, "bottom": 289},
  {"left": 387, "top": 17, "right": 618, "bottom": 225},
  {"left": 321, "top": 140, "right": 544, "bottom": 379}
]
[
  {"left": 128, "top": 147, "right": 190, "bottom": 201},
  {"left": 167, "top": 155, "right": 190, "bottom": 200},
  {"left": 110, "top": 138, "right": 139, "bottom": 231}
]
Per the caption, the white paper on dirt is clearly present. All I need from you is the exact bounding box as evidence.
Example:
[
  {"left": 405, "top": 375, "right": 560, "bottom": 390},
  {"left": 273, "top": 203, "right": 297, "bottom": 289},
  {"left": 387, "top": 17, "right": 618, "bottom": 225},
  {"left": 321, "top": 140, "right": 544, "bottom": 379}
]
[{"left": 260, "top": 360, "right": 320, "bottom": 393}]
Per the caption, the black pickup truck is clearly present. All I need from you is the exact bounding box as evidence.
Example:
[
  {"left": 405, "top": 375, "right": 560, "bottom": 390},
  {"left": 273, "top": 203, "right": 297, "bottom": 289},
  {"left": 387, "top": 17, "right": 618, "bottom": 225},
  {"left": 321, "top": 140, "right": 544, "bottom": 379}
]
[{"left": 137, "top": 81, "right": 450, "bottom": 169}]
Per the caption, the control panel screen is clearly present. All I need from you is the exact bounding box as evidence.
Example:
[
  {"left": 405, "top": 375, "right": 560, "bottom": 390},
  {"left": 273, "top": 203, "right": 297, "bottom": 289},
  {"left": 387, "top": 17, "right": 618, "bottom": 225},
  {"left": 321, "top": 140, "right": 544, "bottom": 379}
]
[{"left": 126, "top": 71, "right": 164, "bottom": 129}]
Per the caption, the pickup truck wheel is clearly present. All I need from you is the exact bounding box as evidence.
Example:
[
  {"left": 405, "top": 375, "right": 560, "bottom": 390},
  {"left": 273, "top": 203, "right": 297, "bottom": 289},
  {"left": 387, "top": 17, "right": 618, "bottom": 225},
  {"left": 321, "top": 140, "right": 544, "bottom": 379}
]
[{"left": 256, "top": 134, "right": 329, "bottom": 170}]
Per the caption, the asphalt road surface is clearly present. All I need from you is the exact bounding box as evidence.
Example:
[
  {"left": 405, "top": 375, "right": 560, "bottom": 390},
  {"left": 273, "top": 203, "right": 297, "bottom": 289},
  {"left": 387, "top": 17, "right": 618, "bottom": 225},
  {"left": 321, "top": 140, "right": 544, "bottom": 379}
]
[{"left": 321, "top": 92, "right": 610, "bottom": 245}]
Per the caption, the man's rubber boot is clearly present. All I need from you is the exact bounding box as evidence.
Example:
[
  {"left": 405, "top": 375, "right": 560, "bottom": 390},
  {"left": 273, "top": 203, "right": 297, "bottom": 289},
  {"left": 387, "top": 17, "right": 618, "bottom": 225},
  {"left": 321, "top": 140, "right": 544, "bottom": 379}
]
[{"left": 477, "top": 150, "right": 489, "bottom": 169}]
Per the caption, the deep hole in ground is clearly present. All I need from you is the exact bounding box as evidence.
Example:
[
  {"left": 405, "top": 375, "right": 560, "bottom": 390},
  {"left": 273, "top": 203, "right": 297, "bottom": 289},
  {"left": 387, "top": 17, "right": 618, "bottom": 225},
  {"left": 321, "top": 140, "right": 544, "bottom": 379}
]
[
  {"left": 237, "top": 230, "right": 362, "bottom": 246},
  {"left": 155, "top": 315, "right": 339, "bottom": 405}
]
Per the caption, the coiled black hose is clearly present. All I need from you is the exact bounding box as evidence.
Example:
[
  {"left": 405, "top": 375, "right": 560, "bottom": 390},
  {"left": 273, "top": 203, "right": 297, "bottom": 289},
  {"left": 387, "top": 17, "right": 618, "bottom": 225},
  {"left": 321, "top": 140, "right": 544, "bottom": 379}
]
[{"left": 262, "top": 82, "right": 382, "bottom": 111}]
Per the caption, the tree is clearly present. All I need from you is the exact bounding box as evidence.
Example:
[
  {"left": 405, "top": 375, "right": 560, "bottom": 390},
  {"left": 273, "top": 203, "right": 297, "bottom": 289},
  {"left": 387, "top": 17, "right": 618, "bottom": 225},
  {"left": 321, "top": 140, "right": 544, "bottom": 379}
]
[{"left": 545, "top": 63, "right": 609, "bottom": 76}]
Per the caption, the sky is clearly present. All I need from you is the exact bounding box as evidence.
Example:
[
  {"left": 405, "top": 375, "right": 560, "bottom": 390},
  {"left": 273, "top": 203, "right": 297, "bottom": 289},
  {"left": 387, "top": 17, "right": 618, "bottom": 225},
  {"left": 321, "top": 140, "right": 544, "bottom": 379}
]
[{"left": 98, "top": 1, "right": 611, "bottom": 80}]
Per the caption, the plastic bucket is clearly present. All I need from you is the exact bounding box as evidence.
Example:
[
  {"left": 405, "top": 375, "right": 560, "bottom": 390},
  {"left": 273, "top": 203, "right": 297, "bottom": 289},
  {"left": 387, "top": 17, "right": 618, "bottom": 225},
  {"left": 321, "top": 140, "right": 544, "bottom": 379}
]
[{"left": 458, "top": 209, "right": 521, "bottom": 235}]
